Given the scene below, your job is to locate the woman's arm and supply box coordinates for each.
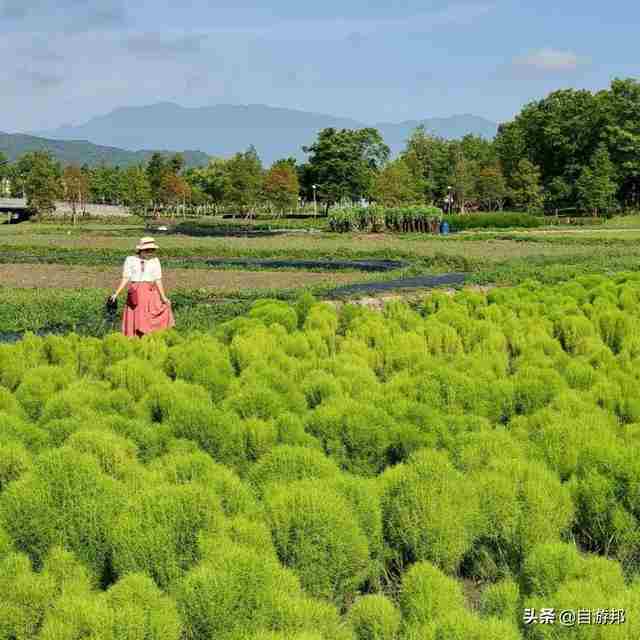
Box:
[111,276,130,301]
[156,279,170,305]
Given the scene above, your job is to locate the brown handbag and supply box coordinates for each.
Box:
[126,286,139,308]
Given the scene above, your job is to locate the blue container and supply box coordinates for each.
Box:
[440,221,450,235]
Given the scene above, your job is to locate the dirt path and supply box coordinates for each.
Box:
[0,264,363,291]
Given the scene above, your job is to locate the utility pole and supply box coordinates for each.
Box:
[312,184,317,216]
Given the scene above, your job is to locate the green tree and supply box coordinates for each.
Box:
[62,165,90,225]
[146,152,167,209]
[19,152,61,217]
[184,158,230,208]
[370,157,423,206]
[123,165,152,216]
[449,153,477,213]
[476,162,507,211]
[303,128,390,213]
[602,78,640,209]
[169,153,185,175]
[509,159,544,213]
[545,176,573,214]
[0,152,8,188]
[263,160,300,215]
[401,126,451,203]
[89,165,125,205]
[576,144,618,216]
[225,146,264,216]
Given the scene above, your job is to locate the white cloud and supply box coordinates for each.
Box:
[514,48,588,71]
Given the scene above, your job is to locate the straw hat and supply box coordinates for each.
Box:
[136,237,159,251]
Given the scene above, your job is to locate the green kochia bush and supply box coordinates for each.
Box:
[111,482,223,589]
[380,449,480,573]
[265,480,372,606]
[0,447,123,581]
[347,594,400,640]
[177,539,350,640]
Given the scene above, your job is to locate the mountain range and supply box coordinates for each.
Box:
[31,103,499,165]
[0,132,210,168]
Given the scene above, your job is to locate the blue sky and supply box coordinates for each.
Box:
[1,0,637,132]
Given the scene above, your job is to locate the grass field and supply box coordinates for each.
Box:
[3,216,640,335]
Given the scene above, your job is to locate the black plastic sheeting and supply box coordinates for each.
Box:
[326,272,468,298]
[205,258,410,272]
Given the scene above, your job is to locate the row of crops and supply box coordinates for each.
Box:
[328,206,544,233]
[1,276,640,638]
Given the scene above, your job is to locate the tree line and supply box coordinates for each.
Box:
[1,77,638,218]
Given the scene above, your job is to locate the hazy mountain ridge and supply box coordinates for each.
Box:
[0,131,210,168]
[34,103,499,165]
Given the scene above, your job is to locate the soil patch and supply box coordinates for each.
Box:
[326,272,469,298]
[0,264,364,291]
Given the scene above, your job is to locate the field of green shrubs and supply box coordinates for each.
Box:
[2,275,640,638]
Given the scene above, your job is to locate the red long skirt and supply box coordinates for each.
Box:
[122,282,175,337]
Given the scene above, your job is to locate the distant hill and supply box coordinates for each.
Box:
[35,103,499,165]
[0,131,210,168]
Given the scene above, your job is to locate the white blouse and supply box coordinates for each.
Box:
[123,256,162,282]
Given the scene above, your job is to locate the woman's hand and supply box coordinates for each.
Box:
[110,293,118,302]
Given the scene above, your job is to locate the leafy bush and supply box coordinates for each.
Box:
[265,480,371,605]
[380,449,480,572]
[347,594,400,640]
[111,482,223,589]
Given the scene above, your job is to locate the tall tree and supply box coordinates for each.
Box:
[225,146,264,216]
[146,152,167,209]
[184,158,230,207]
[123,166,152,216]
[370,158,423,206]
[169,153,185,175]
[302,128,389,213]
[62,165,90,225]
[19,152,61,217]
[476,162,507,211]
[509,159,544,213]
[449,153,477,213]
[602,78,640,208]
[158,173,192,214]
[401,126,451,203]
[0,152,9,197]
[576,144,618,216]
[263,160,300,215]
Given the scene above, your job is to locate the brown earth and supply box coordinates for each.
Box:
[0,264,364,291]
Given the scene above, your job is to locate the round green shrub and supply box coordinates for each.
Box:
[249,299,299,333]
[176,540,303,640]
[149,450,257,516]
[67,429,139,481]
[380,449,480,572]
[248,445,341,495]
[479,578,520,624]
[166,338,234,401]
[106,573,182,640]
[111,482,223,589]
[15,366,74,421]
[347,594,400,640]
[104,357,167,402]
[399,561,466,626]
[0,552,56,640]
[265,480,371,606]
[0,441,32,492]
[0,447,123,579]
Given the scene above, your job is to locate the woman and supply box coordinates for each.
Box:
[110,237,175,337]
